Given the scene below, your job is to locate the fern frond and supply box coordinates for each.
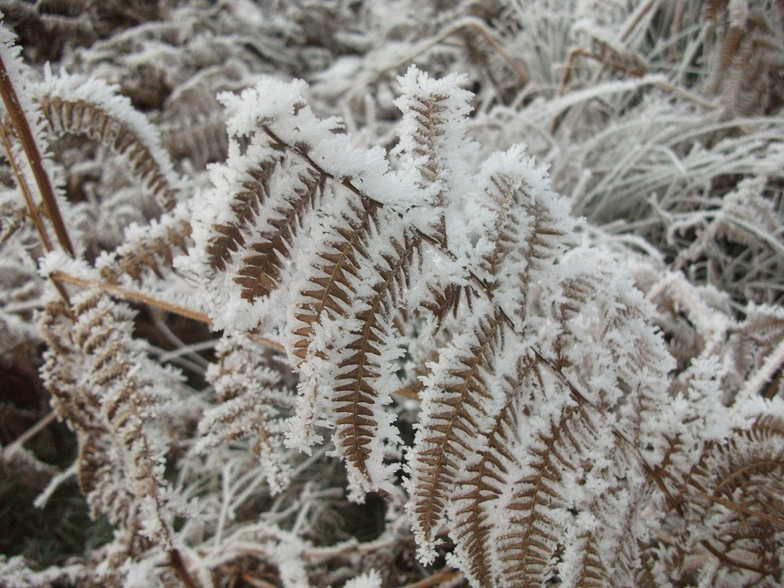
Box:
[156,60,251,170]
[702,0,784,117]
[36,72,184,211]
[98,207,192,284]
[497,398,596,587]
[198,335,294,494]
[39,288,180,548]
[713,303,784,404]
[449,388,525,588]
[234,165,324,302]
[409,303,510,563]
[409,146,580,565]
[39,298,102,433]
[559,531,608,588]
[288,199,419,495]
[287,191,379,364]
[395,66,471,202]
[678,415,784,585]
[204,155,279,274]
[327,218,417,492]
[479,147,575,324]
[550,247,676,450]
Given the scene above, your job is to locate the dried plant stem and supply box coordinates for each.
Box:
[240,574,278,588]
[696,492,784,528]
[51,270,211,322]
[401,568,462,588]
[0,52,74,256]
[653,80,718,110]
[669,0,685,61]
[0,411,56,459]
[0,120,53,251]
[50,270,287,352]
[620,0,657,42]
[169,548,203,588]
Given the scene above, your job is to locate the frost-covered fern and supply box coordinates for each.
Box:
[1,3,784,588]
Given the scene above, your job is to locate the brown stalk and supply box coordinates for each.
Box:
[0,52,74,256]
[0,119,53,251]
[51,271,213,323]
[169,548,202,588]
[696,491,784,528]
[401,568,462,588]
[51,270,287,353]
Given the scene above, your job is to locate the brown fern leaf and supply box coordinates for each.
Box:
[39,289,179,546]
[635,546,669,588]
[566,533,608,588]
[330,222,419,486]
[498,400,599,587]
[395,67,476,243]
[408,154,578,567]
[205,157,278,273]
[40,299,102,431]
[408,92,450,187]
[482,165,573,328]
[289,192,379,363]
[547,248,675,441]
[160,108,228,170]
[705,3,784,116]
[76,429,133,523]
[39,95,180,210]
[234,167,325,301]
[719,305,784,402]
[703,0,730,24]
[100,216,192,284]
[198,335,294,493]
[450,390,522,588]
[289,195,420,493]
[155,61,250,169]
[409,305,507,560]
[677,415,784,585]
[602,486,653,588]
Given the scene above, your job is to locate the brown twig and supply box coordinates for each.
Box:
[239,574,279,588]
[169,548,203,588]
[401,568,462,588]
[49,270,287,352]
[0,52,74,256]
[696,492,784,528]
[669,0,685,61]
[620,0,657,42]
[0,119,53,251]
[1,411,57,459]
[51,270,212,323]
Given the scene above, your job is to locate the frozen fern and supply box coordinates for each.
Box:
[1,8,783,588]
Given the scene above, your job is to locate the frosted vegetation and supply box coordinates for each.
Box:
[0,1,783,587]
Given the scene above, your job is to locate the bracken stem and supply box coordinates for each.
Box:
[50,270,287,352]
[696,492,784,528]
[0,52,74,256]
[169,548,203,588]
[402,568,462,588]
[0,119,53,251]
